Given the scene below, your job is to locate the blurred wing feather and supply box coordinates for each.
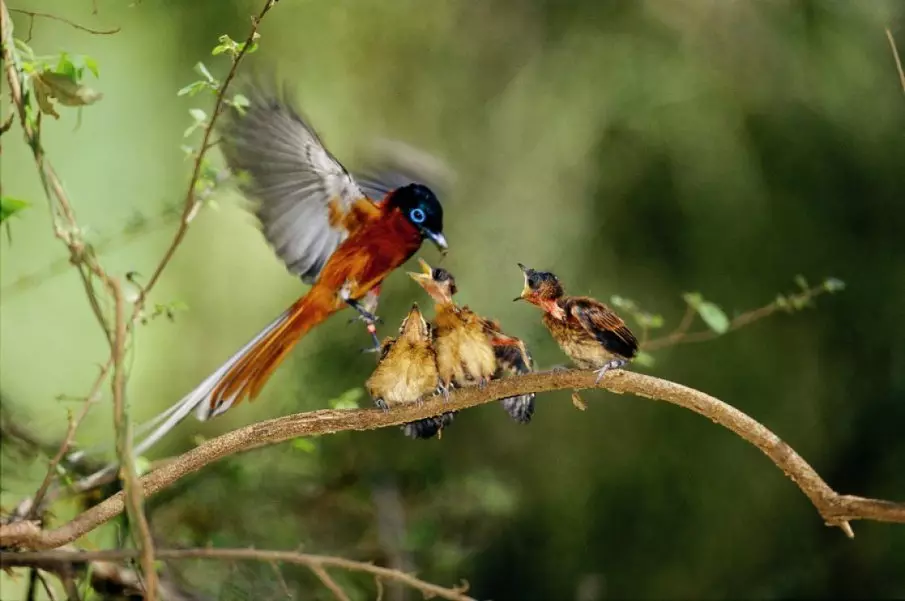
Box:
[220,81,378,283]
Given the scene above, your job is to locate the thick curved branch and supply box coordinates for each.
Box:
[1,370,902,550]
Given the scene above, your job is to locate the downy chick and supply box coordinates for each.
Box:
[366,303,439,411]
[365,304,452,440]
[408,260,496,392]
[514,264,638,381]
[409,259,536,424]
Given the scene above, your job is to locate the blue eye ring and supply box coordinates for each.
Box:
[409,207,426,224]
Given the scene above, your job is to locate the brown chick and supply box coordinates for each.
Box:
[482,317,537,424]
[514,264,638,381]
[409,259,536,424]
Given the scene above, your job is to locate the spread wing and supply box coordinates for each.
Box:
[355,138,455,203]
[220,80,380,283]
[569,298,639,359]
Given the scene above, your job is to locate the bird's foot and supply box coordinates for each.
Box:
[478,376,490,390]
[374,398,390,412]
[436,381,453,402]
[594,359,627,384]
[359,329,383,355]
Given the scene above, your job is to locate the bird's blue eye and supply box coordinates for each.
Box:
[409,208,426,224]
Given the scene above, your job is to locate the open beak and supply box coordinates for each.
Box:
[514,264,531,301]
[426,231,448,254]
[406,258,434,287]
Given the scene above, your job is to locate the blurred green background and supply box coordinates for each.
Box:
[2,0,905,599]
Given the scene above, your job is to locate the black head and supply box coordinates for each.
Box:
[388,183,447,253]
[516,263,564,301]
[431,267,458,296]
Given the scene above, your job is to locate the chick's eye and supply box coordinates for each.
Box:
[409,208,426,224]
[528,275,538,288]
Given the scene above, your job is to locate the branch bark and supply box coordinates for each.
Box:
[0,547,475,601]
[1,369,903,552]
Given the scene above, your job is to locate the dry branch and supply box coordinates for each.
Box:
[0,547,476,601]
[1,369,903,552]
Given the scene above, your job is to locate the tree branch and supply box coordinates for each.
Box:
[1,369,902,552]
[132,0,277,313]
[0,547,476,601]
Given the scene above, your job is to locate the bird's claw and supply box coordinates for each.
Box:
[374,398,390,412]
[594,359,627,384]
[436,381,453,402]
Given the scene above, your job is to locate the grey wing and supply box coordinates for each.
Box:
[355,138,455,202]
[220,80,374,283]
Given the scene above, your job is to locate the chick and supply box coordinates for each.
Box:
[365,303,439,411]
[365,304,454,440]
[408,260,496,392]
[482,317,537,424]
[409,259,536,424]
[514,264,638,381]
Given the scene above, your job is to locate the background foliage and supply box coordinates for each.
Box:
[2,0,904,598]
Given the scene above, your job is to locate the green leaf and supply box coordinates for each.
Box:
[134,456,152,476]
[697,301,730,334]
[329,387,364,410]
[83,56,100,78]
[194,61,214,82]
[609,295,637,312]
[188,108,207,122]
[177,81,207,96]
[633,351,656,368]
[292,438,316,453]
[794,274,809,291]
[682,292,703,308]
[683,292,729,333]
[0,196,30,223]
[33,71,103,117]
[823,277,846,293]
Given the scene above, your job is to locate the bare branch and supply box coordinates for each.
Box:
[309,563,352,601]
[0,547,477,601]
[8,8,121,36]
[886,28,905,96]
[107,277,159,599]
[133,0,277,311]
[1,369,902,552]
[27,358,113,518]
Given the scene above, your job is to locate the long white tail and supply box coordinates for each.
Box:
[67,309,292,485]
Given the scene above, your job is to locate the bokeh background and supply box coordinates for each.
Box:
[2,0,905,599]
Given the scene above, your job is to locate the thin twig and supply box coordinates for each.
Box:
[269,561,293,599]
[1,369,903,552]
[107,277,158,600]
[309,563,352,601]
[645,283,833,351]
[8,8,120,36]
[886,28,905,96]
[27,358,114,519]
[0,547,476,601]
[133,0,277,313]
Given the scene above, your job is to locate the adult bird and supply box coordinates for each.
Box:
[111,81,448,460]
